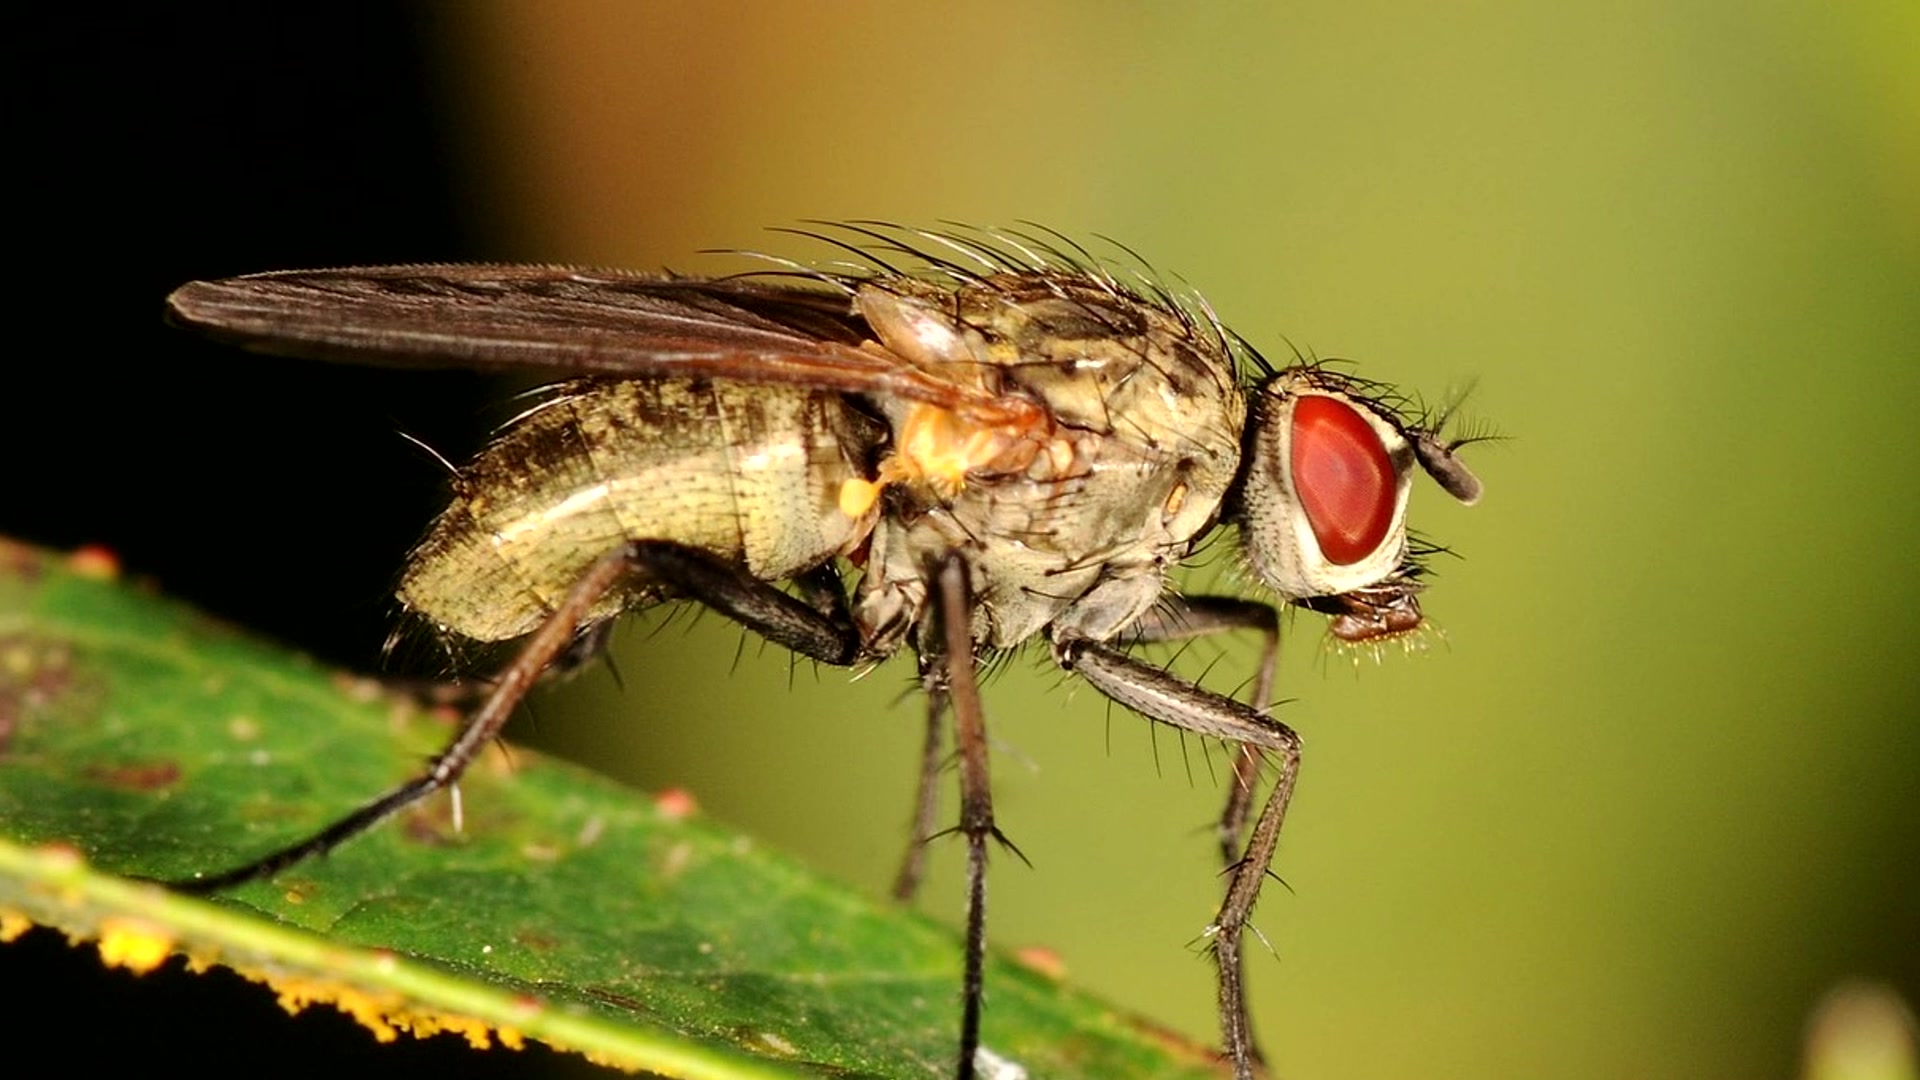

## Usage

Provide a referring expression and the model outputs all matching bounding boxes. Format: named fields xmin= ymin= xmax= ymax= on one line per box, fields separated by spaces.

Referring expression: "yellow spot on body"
xmin=97 ymin=918 xmax=174 ymax=973
xmin=1163 ymin=480 xmax=1189 ymax=518
xmin=898 ymin=405 xmax=985 ymax=496
xmin=838 ymin=476 xmax=882 ymax=518
xmin=840 ymin=402 xmax=1034 ymax=517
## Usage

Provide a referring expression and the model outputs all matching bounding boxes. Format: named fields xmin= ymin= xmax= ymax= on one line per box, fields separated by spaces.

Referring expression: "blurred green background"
xmin=10 ymin=3 xmax=1916 ymax=1078
xmin=416 ymin=4 xmax=1917 ymax=1079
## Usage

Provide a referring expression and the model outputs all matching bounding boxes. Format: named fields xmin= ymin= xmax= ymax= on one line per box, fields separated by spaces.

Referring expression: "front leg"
xmin=1123 ymin=595 xmax=1281 ymax=867
xmin=1053 ymin=634 xmax=1300 ymax=1080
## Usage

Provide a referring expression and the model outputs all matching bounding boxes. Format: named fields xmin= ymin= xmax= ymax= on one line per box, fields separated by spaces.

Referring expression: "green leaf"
xmin=0 ymin=539 xmax=1225 ymax=1079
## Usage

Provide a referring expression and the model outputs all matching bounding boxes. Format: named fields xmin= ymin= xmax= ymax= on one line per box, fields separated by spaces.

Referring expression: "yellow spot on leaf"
xmin=3 ymin=854 xmax=526 ymax=1059
xmin=261 ymin=973 xmax=524 ymax=1051
xmin=97 ymin=918 xmax=175 ymax=973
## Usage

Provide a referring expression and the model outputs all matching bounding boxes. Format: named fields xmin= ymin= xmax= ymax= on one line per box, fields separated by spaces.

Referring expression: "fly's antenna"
xmin=1406 ymin=381 xmax=1497 ymax=505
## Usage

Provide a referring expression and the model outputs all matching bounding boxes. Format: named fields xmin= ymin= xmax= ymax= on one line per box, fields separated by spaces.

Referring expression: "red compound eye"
xmin=1290 ymin=396 xmax=1396 ymax=564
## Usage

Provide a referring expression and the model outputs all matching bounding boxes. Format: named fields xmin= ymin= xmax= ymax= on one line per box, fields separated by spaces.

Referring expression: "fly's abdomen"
xmin=399 ymin=379 xmax=880 ymax=642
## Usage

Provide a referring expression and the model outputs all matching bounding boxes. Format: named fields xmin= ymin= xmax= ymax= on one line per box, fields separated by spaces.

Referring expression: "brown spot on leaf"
xmin=400 ymin=801 xmax=458 ymax=847
xmin=1012 ymin=944 xmax=1067 ymax=981
xmin=0 ymin=635 xmax=78 ymax=754
xmin=511 ymin=928 xmax=560 ymax=953
xmin=1117 ymin=1009 xmax=1234 ymax=1073
xmin=66 ymin=544 xmax=122 ymax=580
xmin=0 ymin=538 xmax=46 ymax=579
xmin=652 ymin=787 xmax=698 ymax=820
xmin=82 ymin=759 xmax=182 ymax=791
xmin=583 ymin=986 xmax=650 ymax=1013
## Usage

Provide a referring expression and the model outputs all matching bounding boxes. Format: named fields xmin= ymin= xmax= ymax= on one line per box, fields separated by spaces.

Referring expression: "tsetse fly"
xmin=164 ymin=224 xmax=1484 ymax=1080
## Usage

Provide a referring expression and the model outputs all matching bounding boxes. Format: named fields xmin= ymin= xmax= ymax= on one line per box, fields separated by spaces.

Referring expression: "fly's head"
xmin=1233 ymin=368 xmax=1483 ymax=647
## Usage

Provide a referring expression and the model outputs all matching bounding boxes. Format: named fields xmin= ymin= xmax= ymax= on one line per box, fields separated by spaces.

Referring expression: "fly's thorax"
xmin=850 ymin=273 xmax=1248 ymax=650
xmin=398 ymin=378 xmax=883 ymax=643
xmin=856 ymin=272 xmax=1245 ymax=546
xmin=1234 ymin=372 xmax=1418 ymax=602
xmin=857 ymin=275 xmax=1244 ymax=462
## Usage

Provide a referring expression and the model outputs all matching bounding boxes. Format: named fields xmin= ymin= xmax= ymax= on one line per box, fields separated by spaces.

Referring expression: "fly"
xmin=163 ymin=224 xmax=1485 ymax=1080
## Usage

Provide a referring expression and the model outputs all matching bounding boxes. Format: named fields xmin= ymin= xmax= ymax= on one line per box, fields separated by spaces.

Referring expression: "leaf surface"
xmin=0 ymin=539 xmax=1224 ymax=1079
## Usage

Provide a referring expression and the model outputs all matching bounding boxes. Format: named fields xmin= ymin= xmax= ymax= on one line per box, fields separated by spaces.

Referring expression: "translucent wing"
xmin=165 ymin=265 xmax=1021 ymax=418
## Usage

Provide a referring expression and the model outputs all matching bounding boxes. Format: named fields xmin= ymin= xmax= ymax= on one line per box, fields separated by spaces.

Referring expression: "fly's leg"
xmin=790 ymin=561 xmax=859 ymax=634
xmin=1054 ymin=635 xmax=1300 ymax=1080
xmin=170 ymin=540 xmax=862 ymax=894
xmin=631 ymin=544 xmax=861 ymax=666
xmin=378 ymin=599 xmax=623 ymax=710
xmin=930 ymin=552 xmax=1007 ymax=1080
xmin=891 ymin=680 xmax=947 ymax=901
xmin=1124 ymin=595 xmax=1280 ymax=1070
xmin=1123 ymin=596 xmax=1281 ymax=866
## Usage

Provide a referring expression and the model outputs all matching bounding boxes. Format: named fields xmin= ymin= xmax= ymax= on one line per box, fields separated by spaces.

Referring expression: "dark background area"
xmin=14 ymin=8 xmax=476 ymax=665
xmin=6 ymin=9 xmax=586 ymax=1077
